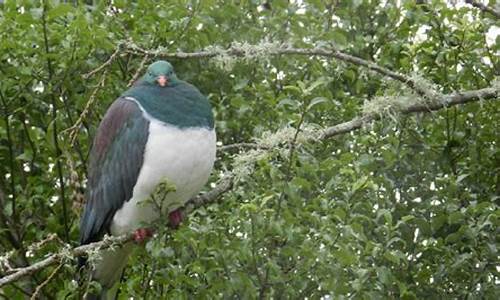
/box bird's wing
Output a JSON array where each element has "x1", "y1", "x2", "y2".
[{"x1": 79, "y1": 97, "x2": 149, "y2": 245}]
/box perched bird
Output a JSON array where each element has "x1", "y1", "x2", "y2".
[{"x1": 79, "y1": 60, "x2": 216, "y2": 299}]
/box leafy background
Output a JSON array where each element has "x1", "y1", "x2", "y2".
[{"x1": 0, "y1": 0, "x2": 498, "y2": 299}]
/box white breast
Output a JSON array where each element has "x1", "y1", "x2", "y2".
[{"x1": 111, "y1": 118, "x2": 216, "y2": 235}]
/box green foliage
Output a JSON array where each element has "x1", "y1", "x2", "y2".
[{"x1": 0, "y1": 0, "x2": 498, "y2": 299}]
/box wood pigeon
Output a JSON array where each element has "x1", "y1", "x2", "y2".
[{"x1": 79, "y1": 60, "x2": 216, "y2": 299}]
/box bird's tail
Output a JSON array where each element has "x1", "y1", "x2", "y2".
[
  {"x1": 84, "y1": 285, "x2": 116, "y2": 300},
  {"x1": 78, "y1": 244, "x2": 133, "y2": 300}
]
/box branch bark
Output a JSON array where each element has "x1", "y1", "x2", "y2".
[
  {"x1": 125, "y1": 44, "x2": 429, "y2": 96},
  {"x1": 0, "y1": 234, "x2": 134, "y2": 288},
  {"x1": 466, "y1": 0, "x2": 500, "y2": 19},
  {"x1": 320, "y1": 86, "x2": 499, "y2": 139}
]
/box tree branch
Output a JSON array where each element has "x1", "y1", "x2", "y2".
[
  {"x1": 64, "y1": 69, "x2": 109, "y2": 146},
  {"x1": 218, "y1": 142, "x2": 269, "y2": 151},
  {"x1": 29, "y1": 263, "x2": 62, "y2": 300},
  {"x1": 0, "y1": 234, "x2": 134, "y2": 288},
  {"x1": 320, "y1": 86, "x2": 499, "y2": 139},
  {"x1": 466, "y1": 0, "x2": 500, "y2": 19},
  {"x1": 125, "y1": 43, "x2": 430, "y2": 96},
  {"x1": 83, "y1": 43, "x2": 124, "y2": 79}
]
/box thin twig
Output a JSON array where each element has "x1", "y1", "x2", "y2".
[
  {"x1": 0, "y1": 91, "x2": 18, "y2": 227},
  {"x1": 29, "y1": 263, "x2": 63, "y2": 300},
  {"x1": 25, "y1": 234, "x2": 63, "y2": 261},
  {"x1": 83, "y1": 43, "x2": 124, "y2": 79},
  {"x1": 169, "y1": 0, "x2": 200, "y2": 48},
  {"x1": 127, "y1": 54, "x2": 151, "y2": 87},
  {"x1": 2, "y1": 234, "x2": 61, "y2": 276},
  {"x1": 218, "y1": 142, "x2": 269, "y2": 151},
  {"x1": 0, "y1": 234, "x2": 133, "y2": 288},
  {"x1": 64, "y1": 69, "x2": 108, "y2": 146}
]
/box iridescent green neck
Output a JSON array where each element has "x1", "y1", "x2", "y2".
[{"x1": 123, "y1": 81, "x2": 214, "y2": 129}]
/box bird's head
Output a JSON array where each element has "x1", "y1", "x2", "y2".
[{"x1": 142, "y1": 60, "x2": 178, "y2": 87}]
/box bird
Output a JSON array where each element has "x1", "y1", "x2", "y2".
[{"x1": 79, "y1": 60, "x2": 216, "y2": 299}]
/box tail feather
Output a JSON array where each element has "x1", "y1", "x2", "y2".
[{"x1": 78, "y1": 243, "x2": 133, "y2": 300}]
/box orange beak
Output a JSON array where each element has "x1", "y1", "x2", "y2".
[{"x1": 157, "y1": 75, "x2": 168, "y2": 87}]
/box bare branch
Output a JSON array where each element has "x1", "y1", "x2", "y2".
[
  {"x1": 187, "y1": 174, "x2": 234, "y2": 210},
  {"x1": 63, "y1": 70, "x2": 108, "y2": 146},
  {"x1": 218, "y1": 143, "x2": 269, "y2": 151},
  {"x1": 29, "y1": 263, "x2": 63, "y2": 300},
  {"x1": 83, "y1": 43, "x2": 124, "y2": 79},
  {"x1": 127, "y1": 54, "x2": 151, "y2": 87},
  {"x1": 0, "y1": 234, "x2": 134, "y2": 288}
]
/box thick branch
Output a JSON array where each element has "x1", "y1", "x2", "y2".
[
  {"x1": 125, "y1": 44, "x2": 428, "y2": 96},
  {"x1": 321, "y1": 86, "x2": 498, "y2": 139},
  {"x1": 0, "y1": 234, "x2": 134, "y2": 288}
]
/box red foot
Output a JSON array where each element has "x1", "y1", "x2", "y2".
[
  {"x1": 133, "y1": 228, "x2": 154, "y2": 243},
  {"x1": 168, "y1": 209, "x2": 183, "y2": 229}
]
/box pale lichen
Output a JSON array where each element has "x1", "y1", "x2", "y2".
[
  {"x1": 86, "y1": 246, "x2": 102, "y2": 266},
  {"x1": 231, "y1": 40, "x2": 282, "y2": 59},
  {"x1": 492, "y1": 77, "x2": 500, "y2": 89},
  {"x1": 205, "y1": 44, "x2": 235, "y2": 71},
  {"x1": 362, "y1": 95, "x2": 418, "y2": 119},
  {"x1": 0, "y1": 250, "x2": 15, "y2": 272},
  {"x1": 363, "y1": 73, "x2": 446, "y2": 119},
  {"x1": 258, "y1": 126, "x2": 297, "y2": 148},
  {"x1": 231, "y1": 123, "x2": 319, "y2": 182},
  {"x1": 232, "y1": 149, "x2": 269, "y2": 182},
  {"x1": 408, "y1": 72, "x2": 443, "y2": 102},
  {"x1": 207, "y1": 40, "x2": 284, "y2": 71},
  {"x1": 59, "y1": 244, "x2": 74, "y2": 262},
  {"x1": 258, "y1": 124, "x2": 319, "y2": 148}
]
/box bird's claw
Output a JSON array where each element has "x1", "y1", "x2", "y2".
[
  {"x1": 168, "y1": 209, "x2": 183, "y2": 229},
  {"x1": 133, "y1": 228, "x2": 154, "y2": 243}
]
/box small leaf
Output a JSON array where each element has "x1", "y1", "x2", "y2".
[
  {"x1": 304, "y1": 78, "x2": 329, "y2": 94},
  {"x1": 48, "y1": 4, "x2": 73, "y2": 20},
  {"x1": 234, "y1": 78, "x2": 249, "y2": 91},
  {"x1": 384, "y1": 250, "x2": 400, "y2": 265},
  {"x1": 448, "y1": 211, "x2": 464, "y2": 224},
  {"x1": 278, "y1": 98, "x2": 299, "y2": 108},
  {"x1": 334, "y1": 248, "x2": 357, "y2": 266},
  {"x1": 307, "y1": 97, "x2": 327, "y2": 110},
  {"x1": 456, "y1": 174, "x2": 469, "y2": 183},
  {"x1": 283, "y1": 85, "x2": 302, "y2": 94},
  {"x1": 401, "y1": 215, "x2": 415, "y2": 223}
]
